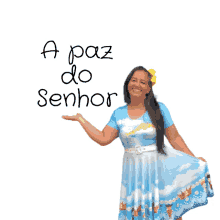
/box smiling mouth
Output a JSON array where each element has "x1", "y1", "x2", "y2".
[{"x1": 133, "y1": 89, "x2": 142, "y2": 92}]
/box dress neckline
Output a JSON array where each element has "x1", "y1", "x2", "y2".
[{"x1": 126, "y1": 105, "x2": 146, "y2": 120}]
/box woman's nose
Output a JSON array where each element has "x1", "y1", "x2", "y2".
[{"x1": 134, "y1": 81, "x2": 141, "y2": 87}]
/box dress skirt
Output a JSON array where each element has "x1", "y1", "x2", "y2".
[{"x1": 118, "y1": 146, "x2": 214, "y2": 220}]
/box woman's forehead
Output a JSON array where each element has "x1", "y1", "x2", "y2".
[{"x1": 132, "y1": 70, "x2": 149, "y2": 80}]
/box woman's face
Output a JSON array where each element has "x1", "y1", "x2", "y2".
[{"x1": 128, "y1": 70, "x2": 151, "y2": 99}]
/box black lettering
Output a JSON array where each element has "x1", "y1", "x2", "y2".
[
  {"x1": 68, "y1": 45, "x2": 84, "y2": 65},
  {"x1": 61, "y1": 65, "x2": 78, "y2": 85},
  {"x1": 106, "y1": 92, "x2": 117, "y2": 107},
  {"x1": 100, "y1": 46, "x2": 113, "y2": 59},
  {"x1": 78, "y1": 69, "x2": 92, "y2": 83},
  {"x1": 41, "y1": 40, "x2": 59, "y2": 58},
  {"x1": 91, "y1": 93, "x2": 104, "y2": 106},
  {"x1": 37, "y1": 89, "x2": 47, "y2": 107},
  {"x1": 78, "y1": 88, "x2": 89, "y2": 108},
  {"x1": 63, "y1": 93, "x2": 76, "y2": 107},
  {"x1": 49, "y1": 93, "x2": 62, "y2": 106},
  {"x1": 85, "y1": 46, "x2": 100, "y2": 58}
]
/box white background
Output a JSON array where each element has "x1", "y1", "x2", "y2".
[{"x1": 0, "y1": 0, "x2": 219, "y2": 219}]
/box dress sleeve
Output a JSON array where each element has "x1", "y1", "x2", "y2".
[
  {"x1": 107, "y1": 110, "x2": 119, "y2": 130},
  {"x1": 159, "y1": 102, "x2": 174, "y2": 129}
]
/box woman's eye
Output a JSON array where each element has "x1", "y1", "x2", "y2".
[{"x1": 141, "y1": 82, "x2": 145, "y2": 84}]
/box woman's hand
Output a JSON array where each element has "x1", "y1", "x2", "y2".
[
  {"x1": 62, "y1": 113, "x2": 83, "y2": 122},
  {"x1": 197, "y1": 157, "x2": 207, "y2": 162}
]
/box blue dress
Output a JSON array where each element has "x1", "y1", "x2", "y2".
[{"x1": 107, "y1": 102, "x2": 214, "y2": 220}]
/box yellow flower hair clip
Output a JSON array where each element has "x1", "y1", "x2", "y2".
[{"x1": 148, "y1": 69, "x2": 156, "y2": 86}]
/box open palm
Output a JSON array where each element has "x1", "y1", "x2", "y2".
[{"x1": 62, "y1": 113, "x2": 82, "y2": 121}]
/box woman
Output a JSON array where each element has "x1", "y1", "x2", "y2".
[{"x1": 62, "y1": 66, "x2": 214, "y2": 220}]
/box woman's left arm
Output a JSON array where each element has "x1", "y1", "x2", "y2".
[
  {"x1": 160, "y1": 102, "x2": 206, "y2": 162},
  {"x1": 165, "y1": 124, "x2": 206, "y2": 161}
]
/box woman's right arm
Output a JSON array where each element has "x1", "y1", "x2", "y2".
[{"x1": 62, "y1": 113, "x2": 119, "y2": 146}]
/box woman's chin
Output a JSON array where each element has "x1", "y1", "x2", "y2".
[{"x1": 131, "y1": 92, "x2": 142, "y2": 97}]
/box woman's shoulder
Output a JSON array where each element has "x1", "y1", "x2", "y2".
[
  {"x1": 157, "y1": 101, "x2": 172, "y2": 117},
  {"x1": 110, "y1": 105, "x2": 127, "y2": 117},
  {"x1": 158, "y1": 101, "x2": 165, "y2": 108},
  {"x1": 157, "y1": 101, "x2": 173, "y2": 127},
  {"x1": 114, "y1": 104, "x2": 127, "y2": 113},
  {"x1": 158, "y1": 101, "x2": 167, "y2": 108},
  {"x1": 157, "y1": 101, "x2": 171, "y2": 113}
]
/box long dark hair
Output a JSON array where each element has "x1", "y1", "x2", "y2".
[{"x1": 124, "y1": 66, "x2": 166, "y2": 155}]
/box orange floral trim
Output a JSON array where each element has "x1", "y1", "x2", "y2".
[
  {"x1": 160, "y1": 171, "x2": 211, "y2": 204},
  {"x1": 119, "y1": 172, "x2": 212, "y2": 218}
]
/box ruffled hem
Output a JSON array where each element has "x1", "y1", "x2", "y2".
[
  {"x1": 119, "y1": 195, "x2": 213, "y2": 220},
  {"x1": 118, "y1": 172, "x2": 214, "y2": 220},
  {"x1": 171, "y1": 197, "x2": 211, "y2": 220}
]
